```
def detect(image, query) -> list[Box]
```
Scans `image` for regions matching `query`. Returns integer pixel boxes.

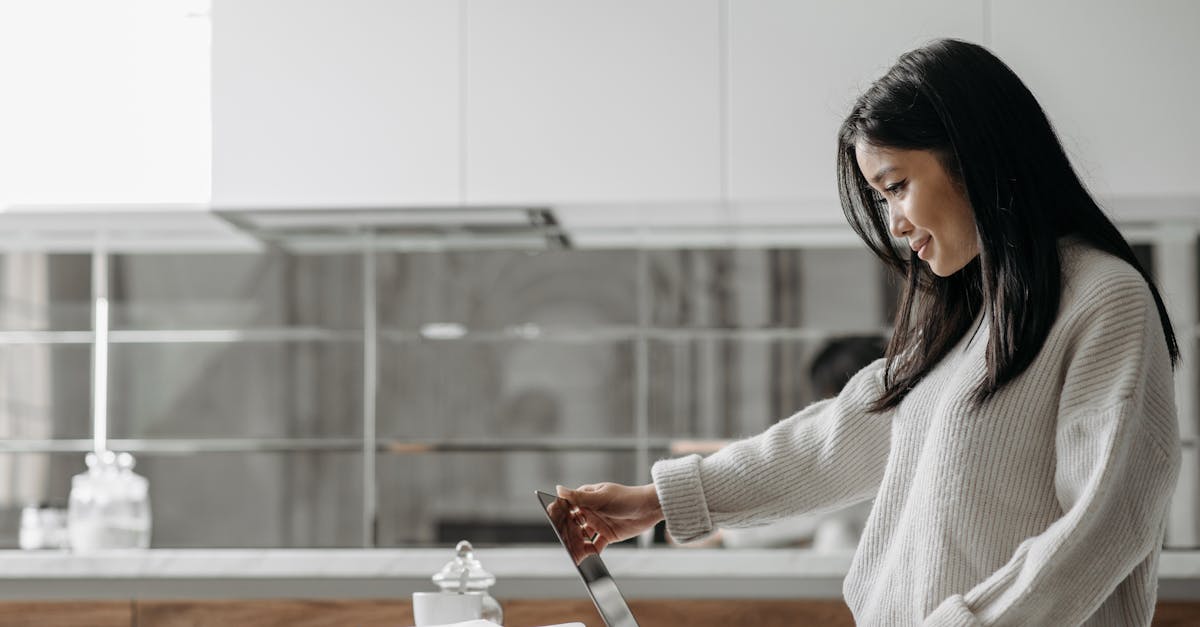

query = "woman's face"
[855,142,980,277]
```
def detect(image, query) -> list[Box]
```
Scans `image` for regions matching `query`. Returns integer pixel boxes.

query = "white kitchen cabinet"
[212,0,460,208]
[990,0,1200,199]
[0,0,210,207]
[727,0,984,214]
[464,0,722,205]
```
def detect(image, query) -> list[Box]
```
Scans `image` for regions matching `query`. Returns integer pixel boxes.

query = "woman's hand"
[555,482,664,553]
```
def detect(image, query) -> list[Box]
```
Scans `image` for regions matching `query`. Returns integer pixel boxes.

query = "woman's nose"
[888,205,912,239]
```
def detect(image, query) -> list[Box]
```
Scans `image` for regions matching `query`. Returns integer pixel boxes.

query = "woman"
[557,38,1182,626]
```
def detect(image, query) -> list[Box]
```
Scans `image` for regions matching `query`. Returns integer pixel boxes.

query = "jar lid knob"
[432,539,496,591]
[455,540,473,559]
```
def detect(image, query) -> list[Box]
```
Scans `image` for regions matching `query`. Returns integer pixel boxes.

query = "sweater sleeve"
[651,356,893,543]
[925,279,1182,627]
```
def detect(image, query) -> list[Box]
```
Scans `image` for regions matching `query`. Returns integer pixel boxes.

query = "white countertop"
[2,548,1198,579]
[0,547,854,579]
[2,548,1198,601]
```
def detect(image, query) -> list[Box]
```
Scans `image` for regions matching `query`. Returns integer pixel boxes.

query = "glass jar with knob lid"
[432,540,503,624]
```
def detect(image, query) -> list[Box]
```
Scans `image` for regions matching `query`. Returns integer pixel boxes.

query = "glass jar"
[114,452,152,548]
[19,503,68,550]
[432,540,503,624]
[67,451,152,551]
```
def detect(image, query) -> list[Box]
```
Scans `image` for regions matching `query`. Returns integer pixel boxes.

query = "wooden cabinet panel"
[131,599,848,627]
[0,601,131,627]
[628,599,852,627]
[0,598,1196,626]
[136,599,412,627]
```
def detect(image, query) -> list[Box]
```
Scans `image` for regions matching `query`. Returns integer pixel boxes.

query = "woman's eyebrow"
[870,165,897,184]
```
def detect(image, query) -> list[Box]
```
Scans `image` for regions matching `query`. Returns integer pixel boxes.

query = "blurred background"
[0,0,1196,555]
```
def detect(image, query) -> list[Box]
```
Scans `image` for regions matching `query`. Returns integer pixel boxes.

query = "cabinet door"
[991,0,1200,200]
[465,0,722,205]
[0,0,209,206]
[728,0,984,214]
[212,0,460,208]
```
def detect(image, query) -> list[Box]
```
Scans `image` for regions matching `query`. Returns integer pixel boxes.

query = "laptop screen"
[535,490,640,627]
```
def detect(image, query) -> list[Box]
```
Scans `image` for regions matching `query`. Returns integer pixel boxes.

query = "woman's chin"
[930,255,979,278]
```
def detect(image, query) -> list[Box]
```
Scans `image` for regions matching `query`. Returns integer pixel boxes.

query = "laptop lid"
[535,490,640,627]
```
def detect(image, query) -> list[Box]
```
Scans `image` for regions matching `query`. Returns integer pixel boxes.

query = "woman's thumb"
[557,483,598,506]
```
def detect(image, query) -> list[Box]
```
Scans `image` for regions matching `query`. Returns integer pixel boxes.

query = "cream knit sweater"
[651,234,1181,626]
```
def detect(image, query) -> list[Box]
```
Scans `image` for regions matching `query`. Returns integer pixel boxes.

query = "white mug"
[411,591,483,626]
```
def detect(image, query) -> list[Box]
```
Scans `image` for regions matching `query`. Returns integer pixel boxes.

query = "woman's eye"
[886,180,906,195]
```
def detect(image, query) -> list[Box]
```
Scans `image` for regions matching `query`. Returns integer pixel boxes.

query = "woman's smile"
[915,237,931,260]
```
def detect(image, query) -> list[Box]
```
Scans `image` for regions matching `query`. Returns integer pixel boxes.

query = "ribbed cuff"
[923,594,982,627]
[650,454,712,543]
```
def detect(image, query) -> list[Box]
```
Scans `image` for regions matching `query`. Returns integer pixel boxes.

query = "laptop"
[535,490,640,627]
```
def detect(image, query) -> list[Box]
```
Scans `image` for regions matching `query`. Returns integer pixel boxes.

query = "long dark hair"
[836,38,1180,413]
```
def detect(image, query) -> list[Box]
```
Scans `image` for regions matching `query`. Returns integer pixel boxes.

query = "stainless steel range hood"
[213,205,571,253]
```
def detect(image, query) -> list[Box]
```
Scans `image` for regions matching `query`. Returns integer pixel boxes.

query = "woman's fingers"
[559,483,612,512]
[591,512,617,539]
[592,533,611,553]
[553,482,659,555]
[578,520,611,553]
[573,506,599,528]
[557,483,602,498]
[569,507,618,548]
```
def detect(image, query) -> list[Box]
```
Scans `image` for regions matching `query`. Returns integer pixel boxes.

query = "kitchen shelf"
[0,331,95,345]
[0,328,361,346]
[0,438,678,455]
[379,325,895,344]
[8,323,1200,348]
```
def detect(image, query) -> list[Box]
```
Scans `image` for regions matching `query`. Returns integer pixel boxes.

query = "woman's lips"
[915,237,931,259]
